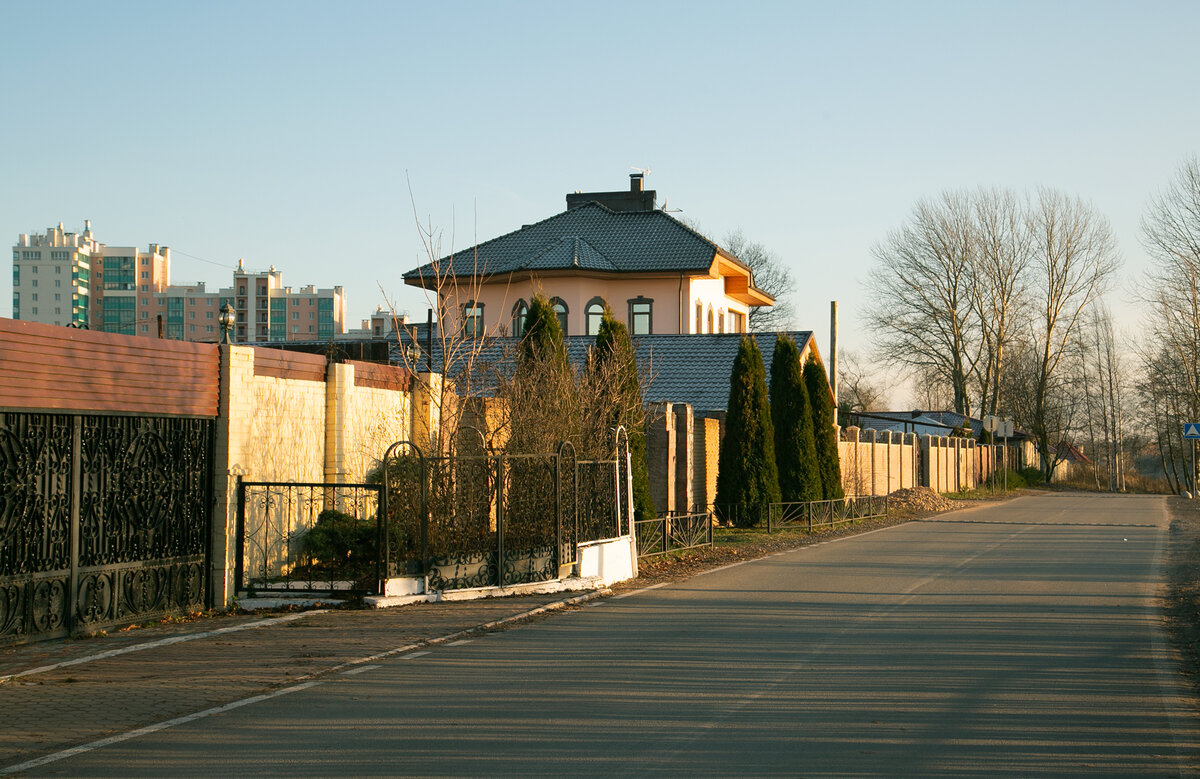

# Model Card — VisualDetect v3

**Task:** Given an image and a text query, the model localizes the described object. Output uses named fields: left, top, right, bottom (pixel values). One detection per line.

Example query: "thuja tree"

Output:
left=770, top=335, right=821, bottom=502
left=804, top=354, right=844, bottom=499
left=505, top=293, right=577, bottom=453
left=589, top=308, right=655, bottom=522
left=715, top=337, right=780, bottom=526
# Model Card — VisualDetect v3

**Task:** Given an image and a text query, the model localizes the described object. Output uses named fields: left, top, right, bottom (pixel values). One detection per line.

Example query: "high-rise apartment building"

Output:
left=11, top=222, right=99, bottom=328
left=11, top=222, right=347, bottom=343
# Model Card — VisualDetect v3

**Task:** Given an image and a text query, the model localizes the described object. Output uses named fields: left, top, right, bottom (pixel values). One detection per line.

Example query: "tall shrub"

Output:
left=770, top=335, right=821, bottom=502
left=591, top=309, right=655, bottom=522
left=715, top=337, right=780, bottom=526
left=804, top=354, right=844, bottom=499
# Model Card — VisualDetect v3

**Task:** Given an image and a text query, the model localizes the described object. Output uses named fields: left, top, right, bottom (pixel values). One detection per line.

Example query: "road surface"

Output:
left=13, top=493, right=1200, bottom=776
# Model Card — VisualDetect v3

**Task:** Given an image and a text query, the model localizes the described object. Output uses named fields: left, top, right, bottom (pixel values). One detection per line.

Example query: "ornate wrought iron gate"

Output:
left=0, top=412, right=214, bottom=645
left=380, top=437, right=631, bottom=592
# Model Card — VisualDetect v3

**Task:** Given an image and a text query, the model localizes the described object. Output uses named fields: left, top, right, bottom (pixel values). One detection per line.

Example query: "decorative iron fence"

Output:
left=767, top=495, right=888, bottom=532
left=634, top=511, right=713, bottom=558
left=0, top=412, right=214, bottom=645
left=236, top=481, right=382, bottom=596
left=380, top=437, right=630, bottom=592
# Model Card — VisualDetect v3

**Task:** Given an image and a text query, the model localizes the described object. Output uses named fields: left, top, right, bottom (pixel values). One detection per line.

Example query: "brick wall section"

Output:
left=693, top=416, right=721, bottom=511
left=647, top=402, right=675, bottom=515
left=673, top=404, right=693, bottom=513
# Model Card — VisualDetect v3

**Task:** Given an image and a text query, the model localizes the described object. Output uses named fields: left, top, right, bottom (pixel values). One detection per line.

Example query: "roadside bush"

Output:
left=303, top=509, right=375, bottom=563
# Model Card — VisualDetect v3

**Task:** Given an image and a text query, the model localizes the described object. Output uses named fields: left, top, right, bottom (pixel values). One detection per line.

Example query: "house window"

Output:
left=628, top=296, right=652, bottom=335
left=550, top=298, right=568, bottom=335
left=718, top=309, right=725, bottom=334
left=585, top=297, right=607, bottom=336
left=463, top=301, right=484, bottom=337
left=695, top=302, right=703, bottom=333
left=730, top=311, right=746, bottom=333
left=512, top=300, right=528, bottom=337
left=707, top=305, right=714, bottom=335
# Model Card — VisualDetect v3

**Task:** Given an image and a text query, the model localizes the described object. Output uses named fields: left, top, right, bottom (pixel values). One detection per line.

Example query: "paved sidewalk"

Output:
left=0, top=592, right=604, bottom=770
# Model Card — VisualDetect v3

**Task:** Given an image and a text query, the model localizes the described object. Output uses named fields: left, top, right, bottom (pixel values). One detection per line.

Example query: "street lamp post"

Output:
left=218, top=303, right=235, bottom=344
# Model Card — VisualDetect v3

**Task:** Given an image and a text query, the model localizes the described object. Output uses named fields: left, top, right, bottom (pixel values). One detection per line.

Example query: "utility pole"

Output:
left=830, top=300, right=838, bottom=427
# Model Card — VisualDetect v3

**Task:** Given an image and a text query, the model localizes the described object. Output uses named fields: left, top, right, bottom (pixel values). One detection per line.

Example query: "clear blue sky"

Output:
left=3, top=1, right=1196, bottom=397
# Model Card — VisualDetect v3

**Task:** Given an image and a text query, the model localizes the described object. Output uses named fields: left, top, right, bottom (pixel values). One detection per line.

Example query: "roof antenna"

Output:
left=630, top=165, right=651, bottom=177
left=660, top=195, right=682, bottom=214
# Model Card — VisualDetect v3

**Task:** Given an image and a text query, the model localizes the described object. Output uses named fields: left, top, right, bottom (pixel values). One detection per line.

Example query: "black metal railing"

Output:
left=767, top=495, right=888, bottom=532
left=380, top=436, right=632, bottom=592
left=236, top=481, right=382, bottom=596
left=634, top=511, right=713, bottom=558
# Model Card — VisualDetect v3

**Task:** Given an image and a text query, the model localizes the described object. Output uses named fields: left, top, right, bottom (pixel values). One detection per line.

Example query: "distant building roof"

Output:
left=390, top=331, right=819, bottom=414
left=851, top=410, right=1033, bottom=440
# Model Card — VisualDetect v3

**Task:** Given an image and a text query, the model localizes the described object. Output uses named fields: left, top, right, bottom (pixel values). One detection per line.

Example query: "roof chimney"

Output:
left=630, top=173, right=644, bottom=192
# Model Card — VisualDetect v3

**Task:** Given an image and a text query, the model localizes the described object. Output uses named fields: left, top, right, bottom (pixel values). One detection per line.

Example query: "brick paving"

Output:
left=0, top=593, right=599, bottom=769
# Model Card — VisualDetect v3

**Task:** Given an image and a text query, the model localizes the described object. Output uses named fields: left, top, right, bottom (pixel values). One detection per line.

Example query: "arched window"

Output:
left=550, top=297, right=569, bottom=335
left=718, top=309, right=725, bottom=334
left=707, top=305, right=714, bottom=335
left=695, top=301, right=704, bottom=333
left=512, top=299, right=528, bottom=337
left=463, top=301, right=484, bottom=338
left=586, top=297, right=607, bottom=336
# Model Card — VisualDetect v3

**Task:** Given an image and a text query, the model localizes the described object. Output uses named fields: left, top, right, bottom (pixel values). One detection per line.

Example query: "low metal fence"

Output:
left=634, top=512, right=713, bottom=558
left=236, top=481, right=383, bottom=596
left=767, top=495, right=888, bottom=532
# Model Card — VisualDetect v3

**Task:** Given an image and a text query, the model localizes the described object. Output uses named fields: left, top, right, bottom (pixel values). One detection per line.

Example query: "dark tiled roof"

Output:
left=389, top=331, right=818, bottom=414
left=403, top=203, right=722, bottom=283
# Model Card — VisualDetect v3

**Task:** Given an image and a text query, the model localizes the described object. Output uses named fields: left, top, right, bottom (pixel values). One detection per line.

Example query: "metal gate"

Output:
left=236, top=480, right=382, bottom=596
left=0, top=412, right=214, bottom=645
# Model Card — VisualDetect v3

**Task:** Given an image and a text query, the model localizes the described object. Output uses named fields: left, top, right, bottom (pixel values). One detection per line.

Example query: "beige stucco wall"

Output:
left=326, top=363, right=412, bottom=483
left=439, top=269, right=756, bottom=337
left=838, top=427, right=979, bottom=496
left=211, top=346, right=416, bottom=606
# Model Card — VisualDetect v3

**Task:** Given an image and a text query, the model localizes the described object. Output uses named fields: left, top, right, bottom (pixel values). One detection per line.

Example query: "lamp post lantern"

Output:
left=218, top=303, right=235, bottom=344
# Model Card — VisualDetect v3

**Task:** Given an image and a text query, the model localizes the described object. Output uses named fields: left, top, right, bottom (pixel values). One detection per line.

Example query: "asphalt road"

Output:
left=19, top=493, right=1200, bottom=776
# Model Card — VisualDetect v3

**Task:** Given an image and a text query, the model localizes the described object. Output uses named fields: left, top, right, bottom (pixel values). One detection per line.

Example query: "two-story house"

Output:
left=402, top=174, right=775, bottom=337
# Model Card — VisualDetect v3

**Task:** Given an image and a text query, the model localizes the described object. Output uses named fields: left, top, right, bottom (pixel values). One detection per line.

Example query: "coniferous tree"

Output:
left=770, top=335, right=821, bottom=502
left=804, top=354, right=844, bottom=499
left=715, top=337, right=780, bottom=526
left=592, top=309, right=655, bottom=522
left=507, top=293, right=575, bottom=453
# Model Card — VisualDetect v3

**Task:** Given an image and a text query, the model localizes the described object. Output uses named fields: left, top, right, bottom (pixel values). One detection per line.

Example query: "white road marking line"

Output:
left=402, top=650, right=431, bottom=659
left=1, top=589, right=613, bottom=771
left=0, top=611, right=325, bottom=684
left=341, top=664, right=381, bottom=675
left=446, top=639, right=474, bottom=646
left=0, top=681, right=322, bottom=776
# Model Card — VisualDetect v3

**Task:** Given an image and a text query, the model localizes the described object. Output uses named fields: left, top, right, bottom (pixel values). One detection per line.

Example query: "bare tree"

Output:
left=970, top=188, right=1032, bottom=417
left=387, top=184, right=505, bottom=456
left=1137, top=157, right=1200, bottom=493
left=836, top=351, right=887, bottom=415
left=1024, top=188, right=1120, bottom=480
left=724, top=229, right=796, bottom=332
left=867, top=191, right=980, bottom=416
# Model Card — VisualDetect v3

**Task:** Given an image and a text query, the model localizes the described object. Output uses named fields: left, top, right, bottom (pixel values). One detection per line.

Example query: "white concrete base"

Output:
left=362, top=535, right=637, bottom=610
left=383, top=576, right=425, bottom=597
left=577, top=536, right=637, bottom=586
